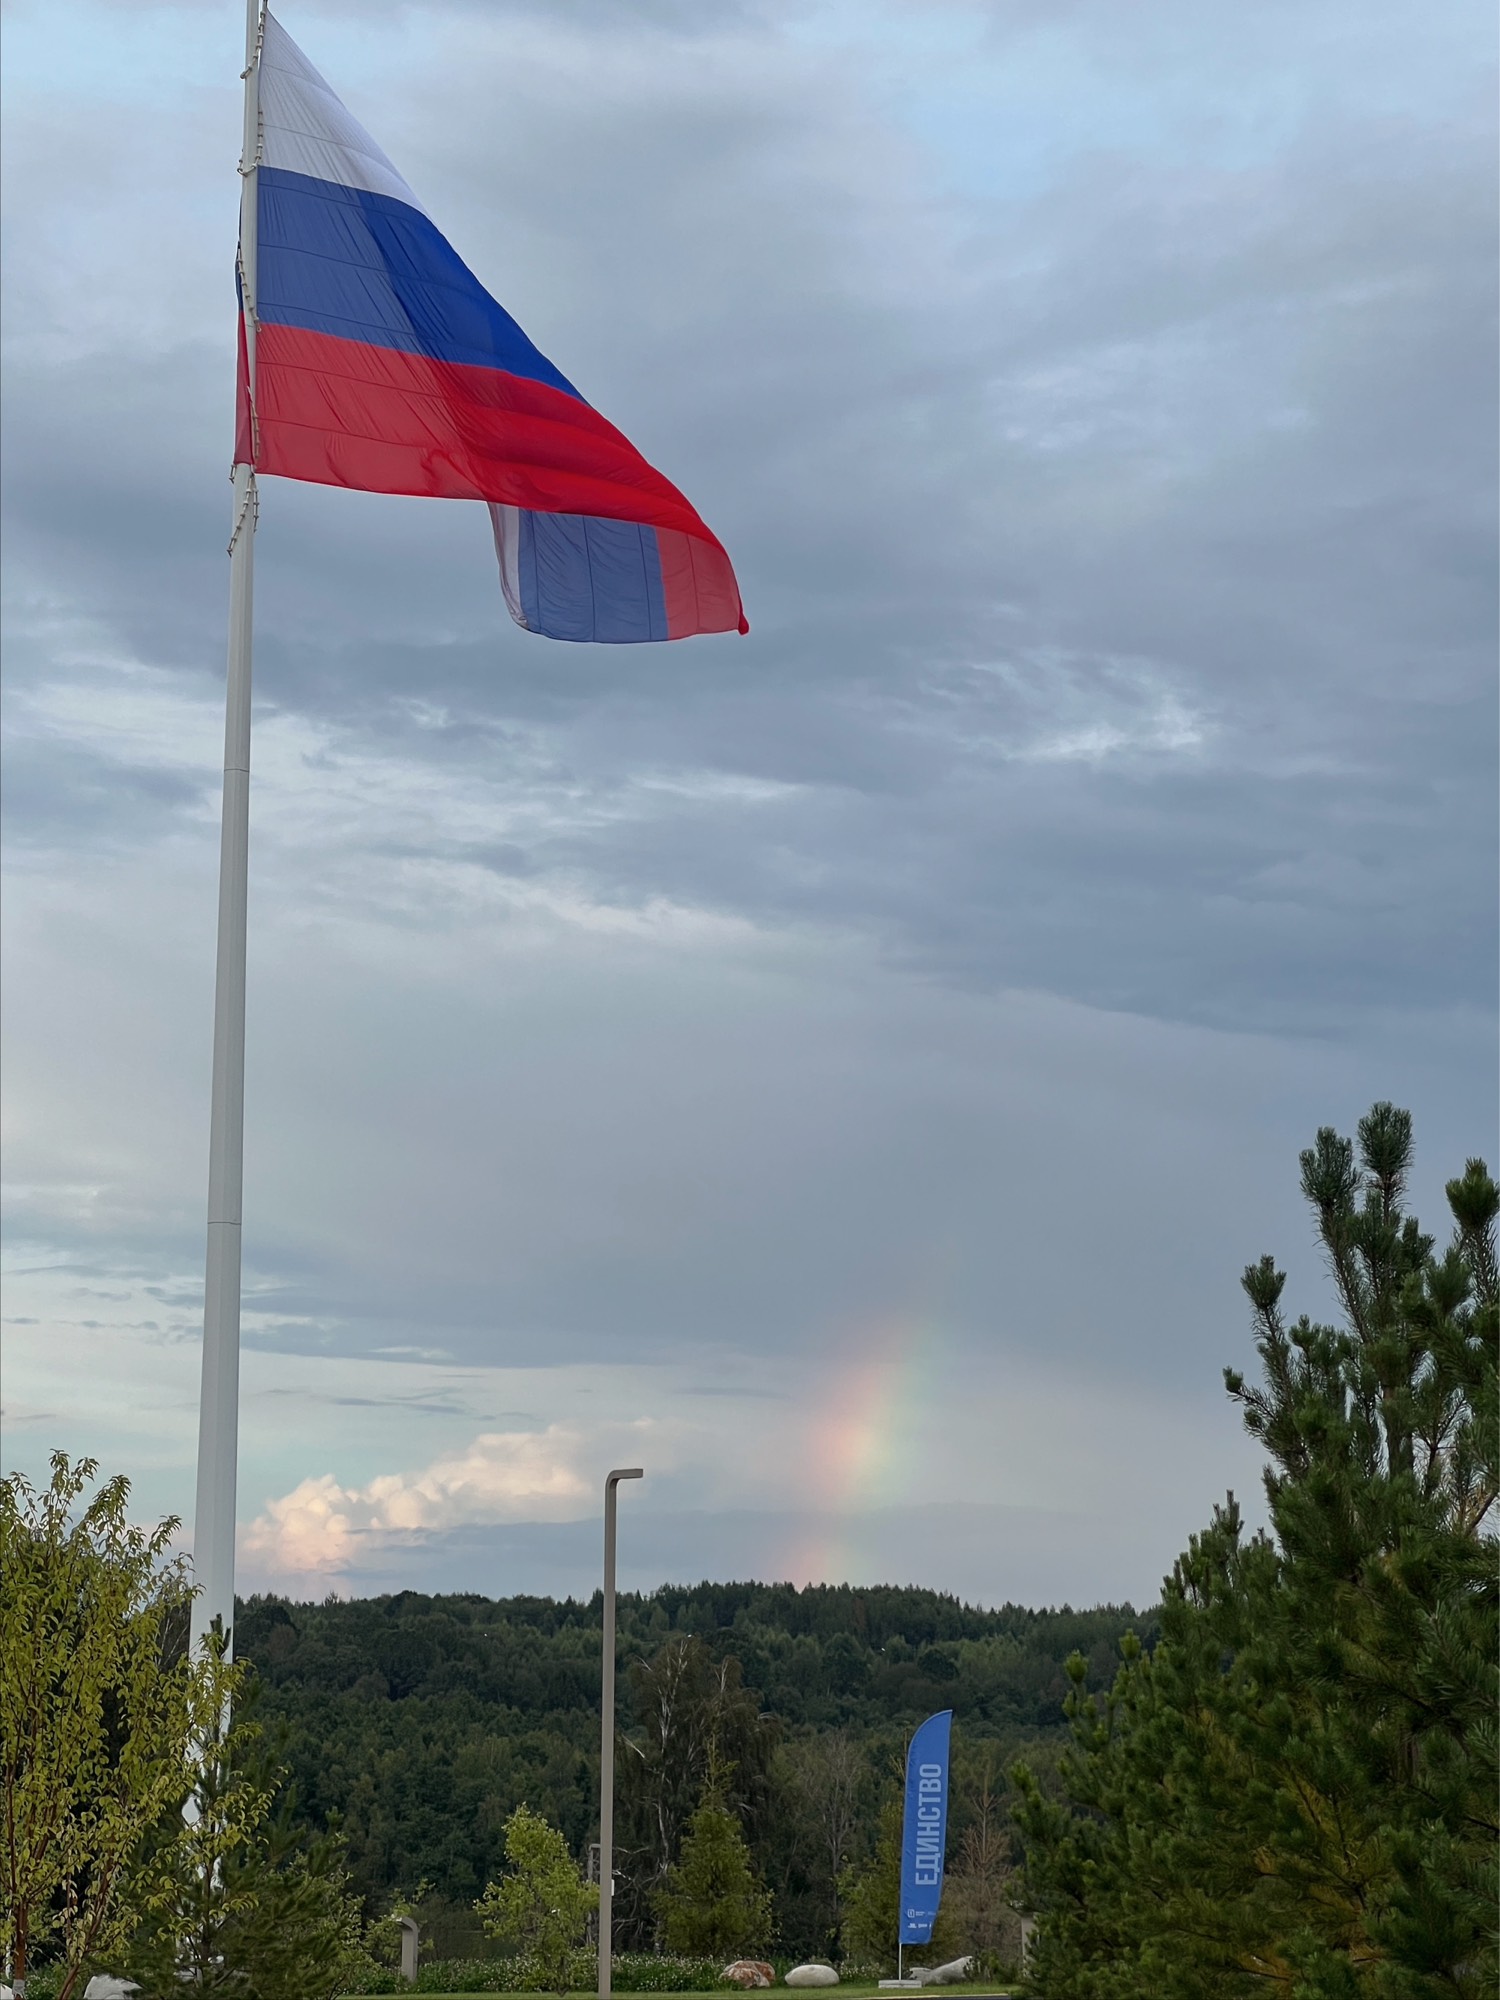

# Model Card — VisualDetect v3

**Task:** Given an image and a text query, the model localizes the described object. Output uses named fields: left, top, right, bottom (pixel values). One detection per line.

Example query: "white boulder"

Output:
left=84, top=1981, right=142, bottom=2000
left=785, top=1967, right=840, bottom=1988
left=924, top=1960, right=974, bottom=1986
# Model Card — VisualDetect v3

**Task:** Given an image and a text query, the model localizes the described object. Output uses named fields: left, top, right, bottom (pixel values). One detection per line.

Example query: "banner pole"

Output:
left=190, top=0, right=263, bottom=1666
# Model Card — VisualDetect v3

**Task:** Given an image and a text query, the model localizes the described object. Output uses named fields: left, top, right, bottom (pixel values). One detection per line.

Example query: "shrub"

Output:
left=337, top=1951, right=744, bottom=1994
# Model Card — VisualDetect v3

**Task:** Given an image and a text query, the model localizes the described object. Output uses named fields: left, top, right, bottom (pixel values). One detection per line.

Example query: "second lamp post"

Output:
left=598, top=1467, right=643, bottom=2000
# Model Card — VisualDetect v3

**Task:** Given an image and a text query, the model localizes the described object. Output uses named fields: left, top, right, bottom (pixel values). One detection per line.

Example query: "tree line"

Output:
left=233, top=1580, right=1139, bottom=1958
left=5, top=1104, right=1494, bottom=1997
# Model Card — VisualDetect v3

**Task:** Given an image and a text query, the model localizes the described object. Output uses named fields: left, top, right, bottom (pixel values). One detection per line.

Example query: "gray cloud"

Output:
left=266, top=1503, right=1181, bottom=1612
left=6, top=0, right=1493, bottom=1033
left=2, top=0, right=1494, bottom=1599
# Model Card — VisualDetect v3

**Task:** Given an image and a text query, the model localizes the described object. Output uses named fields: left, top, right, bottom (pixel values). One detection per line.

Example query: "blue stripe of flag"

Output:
left=256, top=166, right=583, bottom=394
left=518, top=513, right=671, bottom=643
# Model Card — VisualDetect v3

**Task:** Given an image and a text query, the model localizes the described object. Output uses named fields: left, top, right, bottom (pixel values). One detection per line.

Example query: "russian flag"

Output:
left=243, top=14, right=747, bottom=643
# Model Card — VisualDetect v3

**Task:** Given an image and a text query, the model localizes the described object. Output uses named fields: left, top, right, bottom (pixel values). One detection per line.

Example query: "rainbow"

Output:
left=781, top=1312, right=947, bottom=1585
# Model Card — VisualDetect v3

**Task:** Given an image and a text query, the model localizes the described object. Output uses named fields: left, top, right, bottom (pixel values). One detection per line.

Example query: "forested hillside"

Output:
left=237, top=1580, right=1152, bottom=1954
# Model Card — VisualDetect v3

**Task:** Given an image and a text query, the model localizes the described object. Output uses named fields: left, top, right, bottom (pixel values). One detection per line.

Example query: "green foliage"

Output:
left=940, top=1748, right=1018, bottom=1966
left=475, top=1804, right=597, bottom=1995
left=1015, top=1107, right=1500, bottom=1999
left=123, top=1678, right=371, bottom=1999
left=654, top=1788, right=773, bottom=1956
left=337, top=1951, right=746, bottom=1994
left=766, top=1728, right=876, bottom=1958
left=838, top=1796, right=958, bottom=1972
left=232, top=1581, right=1140, bottom=1952
left=0, top=1452, right=236, bottom=1995
left=363, top=1880, right=438, bottom=1969
left=617, top=1636, right=777, bottom=1945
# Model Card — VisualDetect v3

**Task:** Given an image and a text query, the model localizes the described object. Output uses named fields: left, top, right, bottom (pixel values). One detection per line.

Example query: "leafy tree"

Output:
left=476, top=1803, right=597, bottom=1995
left=795, top=1730, right=867, bottom=1911
left=654, top=1785, right=773, bottom=1957
left=838, top=1795, right=958, bottom=1971
left=768, top=1729, right=873, bottom=1957
left=0, top=1453, right=233, bottom=1996
left=615, top=1637, right=776, bottom=1943
left=942, top=1747, right=1018, bottom=1964
left=1016, top=1107, right=1499, bottom=1999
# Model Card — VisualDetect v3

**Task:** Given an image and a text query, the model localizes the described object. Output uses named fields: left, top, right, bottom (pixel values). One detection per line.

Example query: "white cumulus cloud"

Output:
left=243, top=1424, right=595, bottom=1583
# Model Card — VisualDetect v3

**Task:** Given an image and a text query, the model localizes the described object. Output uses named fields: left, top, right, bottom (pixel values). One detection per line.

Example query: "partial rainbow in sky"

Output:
left=780, top=1311, right=947, bottom=1585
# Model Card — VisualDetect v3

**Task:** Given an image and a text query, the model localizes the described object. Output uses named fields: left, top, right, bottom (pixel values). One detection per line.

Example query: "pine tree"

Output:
left=1015, top=1106, right=1499, bottom=1999
left=124, top=1677, right=371, bottom=1999
left=654, top=1787, right=773, bottom=1958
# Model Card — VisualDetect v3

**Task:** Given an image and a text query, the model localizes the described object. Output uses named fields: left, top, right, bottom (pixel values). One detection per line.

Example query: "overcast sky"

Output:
left=2, top=0, right=1495, bottom=1610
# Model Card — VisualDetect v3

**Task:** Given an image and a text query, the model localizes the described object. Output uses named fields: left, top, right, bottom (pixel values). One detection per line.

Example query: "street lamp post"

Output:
left=599, top=1468, right=643, bottom=2000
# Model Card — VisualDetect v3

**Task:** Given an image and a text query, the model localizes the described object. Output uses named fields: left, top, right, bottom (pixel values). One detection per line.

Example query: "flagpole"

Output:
left=190, top=0, right=263, bottom=1664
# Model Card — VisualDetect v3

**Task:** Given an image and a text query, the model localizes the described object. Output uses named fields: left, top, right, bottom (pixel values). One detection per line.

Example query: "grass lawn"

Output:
left=337, top=1985, right=1027, bottom=2000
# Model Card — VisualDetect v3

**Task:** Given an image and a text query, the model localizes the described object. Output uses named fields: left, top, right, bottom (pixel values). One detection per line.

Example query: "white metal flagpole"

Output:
left=190, top=0, right=264, bottom=1665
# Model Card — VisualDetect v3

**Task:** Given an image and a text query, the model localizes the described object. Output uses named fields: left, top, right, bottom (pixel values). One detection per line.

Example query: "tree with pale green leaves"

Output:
left=476, top=1803, right=598, bottom=1995
left=0, top=1452, right=236, bottom=1996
